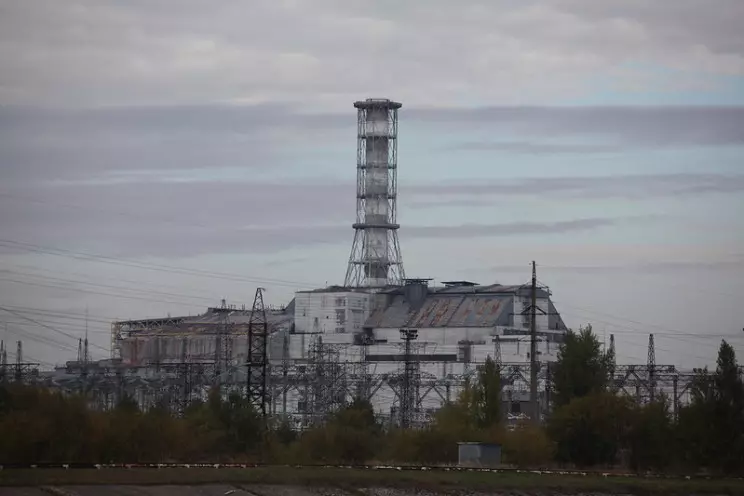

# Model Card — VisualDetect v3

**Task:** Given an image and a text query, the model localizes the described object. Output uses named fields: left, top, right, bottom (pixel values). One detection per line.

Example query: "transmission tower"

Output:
left=308, top=336, right=346, bottom=422
left=399, top=328, right=419, bottom=429
left=529, top=261, right=539, bottom=424
left=492, top=335, right=502, bottom=369
left=247, top=288, right=269, bottom=417
left=344, top=98, right=405, bottom=287
left=647, top=333, right=656, bottom=401
left=608, top=333, right=616, bottom=376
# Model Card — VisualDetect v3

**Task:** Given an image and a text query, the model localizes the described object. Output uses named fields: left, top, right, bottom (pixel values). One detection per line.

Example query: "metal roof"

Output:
left=365, top=292, right=513, bottom=329
left=364, top=282, right=563, bottom=330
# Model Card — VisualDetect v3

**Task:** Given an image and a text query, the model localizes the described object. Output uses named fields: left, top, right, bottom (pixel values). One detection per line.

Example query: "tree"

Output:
left=548, top=392, right=633, bottom=467
left=552, top=325, right=612, bottom=408
left=471, top=356, right=502, bottom=429
left=712, top=341, right=744, bottom=473
left=681, top=341, right=744, bottom=473
left=628, top=398, right=674, bottom=472
left=294, top=399, right=380, bottom=465
left=327, top=399, right=380, bottom=464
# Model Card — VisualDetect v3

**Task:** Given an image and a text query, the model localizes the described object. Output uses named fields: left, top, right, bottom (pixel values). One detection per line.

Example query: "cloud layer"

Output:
left=1, top=0, right=743, bottom=107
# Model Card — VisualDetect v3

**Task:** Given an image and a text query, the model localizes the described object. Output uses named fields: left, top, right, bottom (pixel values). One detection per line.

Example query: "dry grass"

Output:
left=0, top=466, right=742, bottom=495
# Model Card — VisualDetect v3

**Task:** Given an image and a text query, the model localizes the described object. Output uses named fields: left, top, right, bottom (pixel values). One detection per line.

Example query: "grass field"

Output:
left=1, top=466, right=743, bottom=495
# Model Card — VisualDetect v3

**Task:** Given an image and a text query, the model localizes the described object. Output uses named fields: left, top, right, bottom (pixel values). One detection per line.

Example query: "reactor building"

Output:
left=103, top=98, right=568, bottom=425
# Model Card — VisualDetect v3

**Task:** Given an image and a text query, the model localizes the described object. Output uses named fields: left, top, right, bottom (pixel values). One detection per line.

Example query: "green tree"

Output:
left=548, top=392, right=633, bottom=467
left=327, top=399, right=380, bottom=464
left=552, top=325, right=612, bottom=408
left=471, top=356, right=502, bottom=429
left=680, top=341, right=744, bottom=473
left=628, top=398, right=674, bottom=472
left=712, top=340, right=744, bottom=473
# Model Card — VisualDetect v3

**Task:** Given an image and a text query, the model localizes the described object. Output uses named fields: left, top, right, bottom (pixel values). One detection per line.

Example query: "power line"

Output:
left=4, top=262, right=226, bottom=302
left=0, top=238, right=323, bottom=289
left=558, top=309, right=724, bottom=363
left=538, top=263, right=742, bottom=300
left=2, top=268, right=219, bottom=305
left=0, top=304, right=117, bottom=322
left=4, top=349, right=56, bottom=368
left=0, top=306, right=109, bottom=353
left=4, top=323, right=82, bottom=355
left=552, top=299, right=739, bottom=340
left=0, top=277, right=209, bottom=308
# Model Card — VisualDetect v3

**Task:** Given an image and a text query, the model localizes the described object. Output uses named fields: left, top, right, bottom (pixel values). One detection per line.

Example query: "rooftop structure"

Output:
left=110, top=303, right=294, bottom=367
left=365, top=280, right=567, bottom=334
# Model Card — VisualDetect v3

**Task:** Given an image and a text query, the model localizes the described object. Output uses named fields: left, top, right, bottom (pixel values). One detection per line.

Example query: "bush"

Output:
left=548, top=392, right=634, bottom=468
left=502, top=423, right=554, bottom=468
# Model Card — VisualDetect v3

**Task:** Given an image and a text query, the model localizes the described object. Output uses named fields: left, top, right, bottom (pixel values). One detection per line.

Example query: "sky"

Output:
left=0, top=0, right=743, bottom=369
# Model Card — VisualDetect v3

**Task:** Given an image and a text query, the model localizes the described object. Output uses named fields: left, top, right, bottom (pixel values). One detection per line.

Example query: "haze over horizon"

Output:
left=0, top=0, right=742, bottom=369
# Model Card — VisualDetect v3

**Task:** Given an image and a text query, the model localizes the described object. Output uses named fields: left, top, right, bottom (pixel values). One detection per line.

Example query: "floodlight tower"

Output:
left=344, top=98, right=405, bottom=287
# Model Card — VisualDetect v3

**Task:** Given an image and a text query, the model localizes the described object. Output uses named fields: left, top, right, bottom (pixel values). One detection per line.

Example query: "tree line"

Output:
left=0, top=325, right=742, bottom=473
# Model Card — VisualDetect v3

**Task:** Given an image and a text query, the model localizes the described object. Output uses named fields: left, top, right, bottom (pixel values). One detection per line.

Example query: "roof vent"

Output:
left=403, top=278, right=430, bottom=309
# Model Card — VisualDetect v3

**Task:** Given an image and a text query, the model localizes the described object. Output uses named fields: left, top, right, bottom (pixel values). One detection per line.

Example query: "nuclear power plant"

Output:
left=4, top=98, right=695, bottom=426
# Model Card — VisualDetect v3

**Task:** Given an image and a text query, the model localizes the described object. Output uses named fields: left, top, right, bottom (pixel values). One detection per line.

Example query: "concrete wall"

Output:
left=294, top=291, right=374, bottom=335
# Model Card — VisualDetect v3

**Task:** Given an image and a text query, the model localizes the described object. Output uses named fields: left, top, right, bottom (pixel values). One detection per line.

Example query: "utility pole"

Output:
left=84, top=306, right=90, bottom=364
left=530, top=261, right=539, bottom=424
left=400, top=328, right=419, bottom=429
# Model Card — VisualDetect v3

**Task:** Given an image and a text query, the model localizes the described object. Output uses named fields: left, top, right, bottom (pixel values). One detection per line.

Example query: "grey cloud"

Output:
left=484, top=258, right=744, bottom=275
left=0, top=177, right=620, bottom=257
left=413, top=106, right=744, bottom=148
left=445, top=140, right=620, bottom=154
left=0, top=1, right=742, bottom=108
left=406, top=218, right=617, bottom=239
left=552, top=0, right=744, bottom=56
left=0, top=104, right=349, bottom=185
left=3, top=104, right=743, bottom=189
left=409, top=173, right=744, bottom=204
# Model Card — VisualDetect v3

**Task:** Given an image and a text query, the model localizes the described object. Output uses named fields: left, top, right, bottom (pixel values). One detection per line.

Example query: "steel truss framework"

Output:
left=345, top=98, right=405, bottom=287
left=247, top=288, right=269, bottom=417
left=11, top=342, right=741, bottom=426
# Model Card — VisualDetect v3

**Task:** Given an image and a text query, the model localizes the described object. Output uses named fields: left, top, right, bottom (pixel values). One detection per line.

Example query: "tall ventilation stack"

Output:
left=344, top=98, right=405, bottom=287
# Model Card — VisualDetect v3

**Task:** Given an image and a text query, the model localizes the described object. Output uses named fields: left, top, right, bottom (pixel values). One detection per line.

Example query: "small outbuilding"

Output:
left=457, top=442, right=502, bottom=467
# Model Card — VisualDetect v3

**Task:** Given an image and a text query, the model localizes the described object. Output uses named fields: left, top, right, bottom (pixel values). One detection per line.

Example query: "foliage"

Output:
left=0, top=384, right=264, bottom=464
left=548, top=392, right=634, bottom=467
left=1, top=332, right=743, bottom=474
left=627, top=397, right=674, bottom=472
left=677, top=340, right=744, bottom=474
left=551, top=325, right=613, bottom=408
left=294, top=398, right=380, bottom=465
left=470, top=356, right=503, bottom=429
left=501, top=423, right=554, bottom=468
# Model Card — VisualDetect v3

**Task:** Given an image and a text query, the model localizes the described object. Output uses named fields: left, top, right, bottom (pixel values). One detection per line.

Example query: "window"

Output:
left=336, top=309, right=346, bottom=324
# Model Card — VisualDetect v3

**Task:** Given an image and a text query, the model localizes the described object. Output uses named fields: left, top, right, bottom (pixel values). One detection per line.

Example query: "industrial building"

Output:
left=37, top=97, right=572, bottom=425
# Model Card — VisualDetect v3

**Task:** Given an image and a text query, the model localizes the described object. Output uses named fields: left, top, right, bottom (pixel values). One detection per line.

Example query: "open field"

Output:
left=1, top=466, right=743, bottom=495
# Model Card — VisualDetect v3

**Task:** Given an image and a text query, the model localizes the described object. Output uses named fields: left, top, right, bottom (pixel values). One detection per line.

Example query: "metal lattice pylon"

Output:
left=247, top=288, right=268, bottom=417
left=647, top=333, right=656, bottom=401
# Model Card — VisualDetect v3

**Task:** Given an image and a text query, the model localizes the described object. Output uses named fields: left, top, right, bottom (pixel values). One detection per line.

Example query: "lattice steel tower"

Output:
left=344, top=98, right=405, bottom=287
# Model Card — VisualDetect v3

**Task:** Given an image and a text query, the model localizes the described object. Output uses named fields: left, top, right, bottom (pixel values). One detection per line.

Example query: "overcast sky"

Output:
left=0, top=0, right=743, bottom=368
